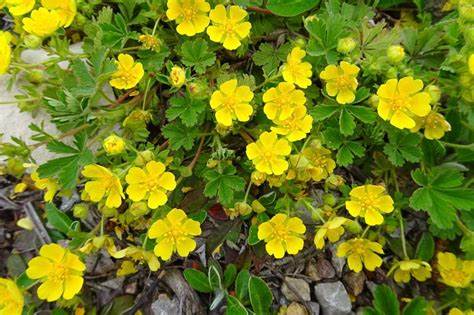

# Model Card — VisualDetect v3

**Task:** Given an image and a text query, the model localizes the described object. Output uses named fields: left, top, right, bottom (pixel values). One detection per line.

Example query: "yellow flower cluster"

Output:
left=345, top=184, right=394, bottom=226
left=437, top=252, right=474, bottom=288
left=314, top=216, right=346, bottom=249
left=257, top=213, right=306, bottom=258
left=287, top=142, right=336, bottom=182
left=281, top=47, right=313, bottom=89
left=166, top=1, right=251, bottom=50
left=411, top=111, right=451, bottom=140
left=392, top=259, right=431, bottom=283
left=26, top=244, right=85, bottom=302
left=109, top=54, right=144, bottom=90
left=246, top=131, right=291, bottom=175
left=0, top=278, right=23, bottom=315
left=320, top=61, right=360, bottom=104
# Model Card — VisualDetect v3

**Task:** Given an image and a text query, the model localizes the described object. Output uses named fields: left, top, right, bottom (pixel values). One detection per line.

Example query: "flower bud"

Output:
left=139, top=34, right=160, bottom=51
left=169, top=66, right=186, bottom=88
left=134, top=150, right=155, bottom=166
left=251, top=200, right=266, bottom=213
left=235, top=202, right=252, bottom=216
left=73, top=203, right=89, bottom=219
left=387, top=45, right=405, bottom=63
left=7, top=158, right=25, bottom=176
left=187, top=80, right=208, bottom=99
left=386, top=66, right=398, bottom=79
left=294, top=38, right=306, bottom=48
left=337, top=37, right=357, bottom=54
left=425, top=85, right=441, bottom=104
left=251, top=171, right=266, bottom=186
left=26, top=70, right=44, bottom=83
left=369, top=94, right=379, bottom=108
left=344, top=219, right=362, bottom=233
left=322, top=193, right=336, bottom=206
left=123, top=110, right=151, bottom=129
left=326, top=174, right=344, bottom=188
left=23, top=35, right=42, bottom=49
left=129, top=202, right=149, bottom=216
left=103, top=134, right=126, bottom=155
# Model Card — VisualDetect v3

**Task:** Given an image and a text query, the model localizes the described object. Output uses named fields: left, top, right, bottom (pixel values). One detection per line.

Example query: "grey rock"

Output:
left=307, top=302, right=320, bottom=315
left=306, top=259, right=321, bottom=281
left=306, top=258, right=336, bottom=282
left=329, top=245, right=346, bottom=277
left=287, top=302, right=309, bottom=315
left=282, top=277, right=311, bottom=301
left=314, top=282, right=351, bottom=315
left=343, top=272, right=366, bottom=296
left=151, top=294, right=179, bottom=315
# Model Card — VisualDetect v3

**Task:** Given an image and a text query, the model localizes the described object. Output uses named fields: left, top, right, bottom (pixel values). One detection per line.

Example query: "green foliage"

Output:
left=183, top=269, right=214, bottom=293
left=384, top=130, right=423, bottom=166
left=266, top=0, right=320, bottom=17
left=203, top=165, right=246, bottom=207
left=364, top=285, right=428, bottom=315
left=180, top=39, right=216, bottom=74
left=252, top=42, right=291, bottom=76
left=162, top=122, right=199, bottom=150
left=166, top=94, right=207, bottom=127
left=248, top=276, right=273, bottom=315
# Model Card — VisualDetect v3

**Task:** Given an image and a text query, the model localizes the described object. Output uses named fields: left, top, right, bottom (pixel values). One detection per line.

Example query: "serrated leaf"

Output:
left=267, top=0, right=320, bottom=17
left=203, top=165, right=246, bottom=207
left=162, top=122, right=199, bottom=150
left=180, top=39, right=216, bottom=74
left=310, top=105, right=340, bottom=121
left=339, top=108, right=356, bottom=136
left=336, top=141, right=364, bottom=166
left=347, top=106, right=376, bottom=123
left=166, top=95, right=206, bottom=127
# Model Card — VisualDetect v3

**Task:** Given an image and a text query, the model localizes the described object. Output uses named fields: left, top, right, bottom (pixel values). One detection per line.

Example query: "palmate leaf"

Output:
left=180, top=39, right=216, bottom=74
left=384, top=130, right=422, bottom=166
left=166, top=94, right=206, bottom=127
left=162, top=121, right=199, bottom=150
left=203, top=165, right=246, bottom=207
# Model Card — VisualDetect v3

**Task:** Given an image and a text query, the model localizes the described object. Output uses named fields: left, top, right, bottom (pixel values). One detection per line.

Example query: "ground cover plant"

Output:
left=0, top=0, right=473, bottom=314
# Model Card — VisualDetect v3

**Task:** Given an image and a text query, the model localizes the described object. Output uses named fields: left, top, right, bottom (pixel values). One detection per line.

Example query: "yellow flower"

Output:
left=166, top=0, right=210, bottom=36
left=148, top=208, right=201, bottom=260
left=5, top=0, right=35, bottom=16
left=22, top=8, right=61, bottom=37
left=26, top=244, right=85, bottom=302
left=0, top=278, right=23, bottom=315
left=109, top=54, right=144, bottom=90
left=271, top=106, right=313, bottom=142
left=103, top=134, right=126, bottom=155
left=469, top=54, right=474, bottom=75
left=169, top=66, right=186, bottom=88
left=290, top=143, right=336, bottom=182
left=210, top=79, right=254, bottom=126
left=117, top=261, right=137, bottom=277
left=377, top=76, right=431, bottom=129
left=251, top=170, right=266, bottom=186
left=319, top=61, right=360, bottom=104
left=207, top=5, right=251, bottom=50
left=422, top=111, right=451, bottom=140
left=113, top=246, right=160, bottom=271
left=139, top=34, right=160, bottom=51
left=337, top=238, right=384, bottom=272
left=246, top=131, right=291, bottom=175
left=314, top=216, right=347, bottom=249
left=82, top=164, right=124, bottom=208
left=125, top=160, right=176, bottom=209
left=437, top=252, right=474, bottom=288
left=449, top=308, right=474, bottom=315
left=257, top=213, right=306, bottom=259
left=0, top=31, right=12, bottom=75
left=392, top=259, right=431, bottom=283
left=345, top=185, right=394, bottom=226
left=41, top=0, right=76, bottom=27
left=31, top=172, right=59, bottom=202
left=281, top=47, right=313, bottom=89
left=263, top=82, right=306, bottom=121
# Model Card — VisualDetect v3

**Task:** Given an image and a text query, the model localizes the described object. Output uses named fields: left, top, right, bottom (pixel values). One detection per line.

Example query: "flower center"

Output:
left=449, top=269, right=468, bottom=284
left=335, top=75, right=353, bottom=90
left=224, top=22, right=235, bottom=34
left=182, top=7, right=197, bottom=20
left=389, top=98, right=407, bottom=111
left=50, top=263, right=70, bottom=282
left=352, top=240, right=366, bottom=254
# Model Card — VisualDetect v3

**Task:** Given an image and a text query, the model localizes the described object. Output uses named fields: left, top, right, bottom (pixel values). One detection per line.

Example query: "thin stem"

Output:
left=441, top=141, right=474, bottom=150
left=255, top=73, right=282, bottom=89
left=303, top=200, right=325, bottom=223
left=361, top=225, right=370, bottom=238
left=243, top=181, right=252, bottom=203
left=399, top=210, right=409, bottom=259
left=456, top=214, right=472, bottom=236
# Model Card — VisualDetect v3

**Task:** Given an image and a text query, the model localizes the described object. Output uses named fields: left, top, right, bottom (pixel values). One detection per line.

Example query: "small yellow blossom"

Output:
left=31, top=172, right=59, bottom=202
left=22, top=8, right=61, bottom=37
left=82, top=164, right=124, bottom=208
left=345, top=185, right=394, bottom=226
left=166, top=0, right=210, bottom=36
left=26, top=244, right=85, bottom=302
left=0, top=31, right=12, bottom=75
left=0, top=278, right=23, bottom=315
left=120, top=246, right=160, bottom=271
left=319, top=61, right=360, bottom=104
left=5, top=0, right=34, bottom=16
left=251, top=170, right=266, bottom=186
left=387, top=45, right=405, bottom=63
left=257, top=213, right=306, bottom=259
left=148, top=208, right=201, bottom=260
left=392, top=259, right=431, bottom=283
left=109, top=54, right=144, bottom=90
left=210, top=79, right=254, bottom=126
left=139, top=34, right=160, bottom=50
left=246, top=131, right=291, bottom=175
left=437, top=252, right=474, bottom=288
left=125, top=161, right=176, bottom=209
left=449, top=308, right=474, bottom=315
left=377, top=76, right=431, bottom=129
left=271, top=106, right=313, bottom=142
left=281, top=47, right=313, bottom=89
left=289, top=143, right=336, bottom=182
left=103, top=134, right=126, bottom=155
left=414, top=111, right=451, bottom=140
left=337, top=238, right=384, bottom=272
left=263, top=82, right=306, bottom=121
left=41, top=0, right=76, bottom=27
left=169, top=66, right=186, bottom=88
left=117, top=261, right=137, bottom=277
left=314, top=216, right=347, bottom=249
left=13, top=182, right=27, bottom=193
left=207, top=5, right=251, bottom=50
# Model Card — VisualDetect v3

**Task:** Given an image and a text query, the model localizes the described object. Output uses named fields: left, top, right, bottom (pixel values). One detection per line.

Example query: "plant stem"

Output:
left=399, top=210, right=409, bottom=259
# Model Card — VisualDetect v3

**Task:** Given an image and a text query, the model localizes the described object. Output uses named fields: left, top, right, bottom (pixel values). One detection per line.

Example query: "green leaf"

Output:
left=235, top=270, right=251, bottom=302
left=415, top=232, right=435, bottom=261
left=339, top=108, right=356, bottom=136
left=208, top=264, right=223, bottom=290
left=100, top=14, right=132, bottom=49
left=223, top=264, right=238, bottom=288
left=180, top=39, right=216, bottom=74
left=252, top=43, right=291, bottom=76
left=45, top=203, right=73, bottom=235
left=347, top=106, right=377, bottom=123
left=248, top=225, right=261, bottom=245
left=226, top=295, right=249, bottom=315
left=310, top=105, right=340, bottom=121
left=336, top=141, right=364, bottom=166
left=460, top=233, right=474, bottom=258
left=183, top=269, right=213, bottom=293
left=166, top=94, right=206, bottom=127
left=248, top=276, right=273, bottom=315
left=384, top=131, right=422, bottom=166
left=372, top=285, right=400, bottom=315
left=16, top=272, right=38, bottom=290
left=203, top=165, right=246, bottom=207
left=266, top=0, right=320, bottom=17
left=402, top=297, right=428, bottom=315
left=162, top=122, right=199, bottom=151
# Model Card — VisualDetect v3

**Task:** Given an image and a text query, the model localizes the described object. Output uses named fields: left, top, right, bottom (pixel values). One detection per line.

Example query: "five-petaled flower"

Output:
left=41, top=0, right=76, bottom=27
left=337, top=238, right=384, bottom=272
left=110, top=54, right=144, bottom=90
left=125, top=161, right=176, bottom=209
left=22, top=8, right=61, bottom=37
left=166, top=0, right=210, bottom=36
left=103, top=134, right=126, bottom=155
left=148, top=208, right=201, bottom=260
left=319, top=61, right=360, bottom=104
left=377, top=76, right=431, bottom=129
left=392, top=259, right=431, bottom=283
left=314, top=216, right=347, bottom=249
left=281, top=47, right=313, bottom=89
left=82, top=164, right=125, bottom=208
left=0, top=278, right=23, bottom=315
left=412, top=111, right=451, bottom=140
left=26, top=244, right=86, bottom=302
left=271, top=105, right=313, bottom=142
left=345, top=184, right=394, bottom=226
left=263, top=82, right=306, bottom=121
left=437, top=252, right=474, bottom=288
left=207, top=5, right=251, bottom=50
left=5, top=0, right=35, bottom=16
left=257, top=213, right=306, bottom=259
left=246, top=131, right=291, bottom=175
left=31, top=172, right=59, bottom=202
left=210, top=79, right=254, bottom=126
left=0, top=31, right=12, bottom=75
